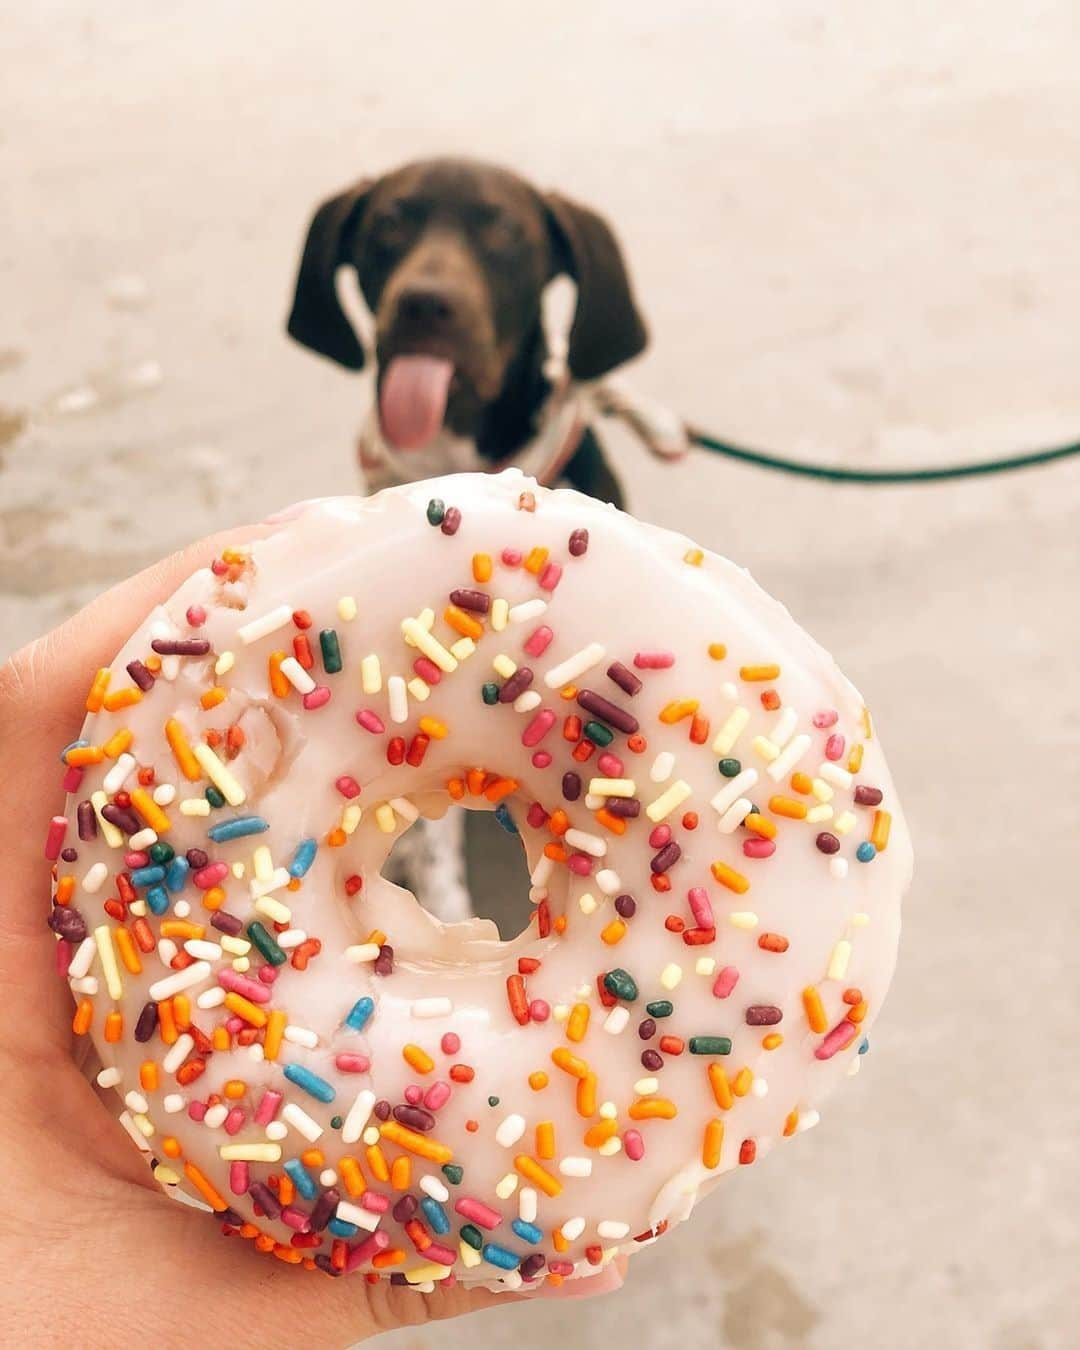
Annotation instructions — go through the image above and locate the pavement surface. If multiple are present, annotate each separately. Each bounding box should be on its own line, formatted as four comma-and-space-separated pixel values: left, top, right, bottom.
3, 4, 1079, 1348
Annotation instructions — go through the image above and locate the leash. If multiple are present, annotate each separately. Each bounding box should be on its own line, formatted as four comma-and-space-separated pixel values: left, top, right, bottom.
685, 424, 1080, 485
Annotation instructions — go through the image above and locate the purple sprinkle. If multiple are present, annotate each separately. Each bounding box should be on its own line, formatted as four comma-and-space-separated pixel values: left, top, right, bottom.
562, 772, 581, 802
126, 660, 156, 691
392, 1194, 418, 1224
614, 894, 637, 919
638, 1018, 657, 1040
373, 1099, 392, 1122
746, 1005, 783, 1026
76, 800, 98, 841
249, 1180, 281, 1220
134, 1001, 158, 1043
641, 1049, 664, 1071
440, 507, 462, 536
374, 944, 394, 976
815, 832, 840, 855
314, 1254, 342, 1277
568, 528, 589, 557
101, 804, 140, 835
48, 906, 87, 943
150, 638, 211, 657
604, 797, 640, 818
606, 662, 643, 696
576, 689, 639, 735
392, 1105, 436, 1132
521, 1253, 547, 1280
186, 848, 210, 870
309, 1187, 340, 1231
449, 589, 491, 613
498, 667, 534, 703
60, 846, 78, 863
854, 785, 884, 806
210, 910, 244, 936
650, 842, 681, 874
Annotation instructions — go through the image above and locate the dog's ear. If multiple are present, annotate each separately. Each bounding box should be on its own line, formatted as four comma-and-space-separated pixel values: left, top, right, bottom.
286, 180, 374, 369
544, 191, 648, 381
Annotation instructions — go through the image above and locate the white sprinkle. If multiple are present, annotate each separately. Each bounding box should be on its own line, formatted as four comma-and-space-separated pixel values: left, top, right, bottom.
752, 736, 779, 763
830, 857, 849, 880
767, 733, 812, 781
544, 642, 605, 689
649, 750, 675, 784
660, 962, 683, 990
561, 1217, 586, 1241
179, 798, 211, 817
162, 1034, 195, 1075
345, 944, 381, 964
153, 783, 177, 807
250, 867, 290, 899
696, 957, 717, 976
797, 1110, 821, 1134
320, 1169, 338, 1187
751, 1078, 769, 1098
559, 1156, 592, 1178
360, 654, 382, 694
342, 1089, 376, 1144
603, 1006, 630, 1035
278, 655, 315, 695
495, 1114, 526, 1147
491, 598, 509, 631
645, 779, 692, 823
237, 604, 293, 645
215, 651, 235, 677
282, 1102, 324, 1141
336, 1199, 380, 1231
833, 810, 856, 835
819, 760, 853, 789
254, 895, 291, 925
531, 855, 554, 888
68, 938, 96, 979
449, 636, 476, 661
388, 675, 408, 724
283, 1025, 318, 1049
389, 796, 419, 824
514, 690, 542, 713
597, 1220, 630, 1240
185, 939, 223, 961
96, 1066, 122, 1088
173, 900, 191, 919
518, 1187, 538, 1223
718, 797, 753, 833
460, 1240, 482, 1268
197, 987, 226, 1010
595, 868, 621, 896
82, 862, 109, 894
128, 830, 158, 854
419, 1174, 450, 1203
578, 892, 598, 915
265, 1120, 288, 1141
163, 1094, 185, 1114
103, 753, 136, 795
812, 778, 835, 803
492, 653, 516, 679
495, 1172, 518, 1199
407, 677, 431, 702
509, 598, 547, 624
412, 997, 453, 1019
806, 804, 833, 824
713, 706, 750, 755
69, 975, 97, 994
710, 768, 759, 818
729, 911, 758, 930
598, 1137, 623, 1157
564, 828, 606, 857
769, 707, 798, 749
634, 1077, 659, 1095
157, 938, 179, 965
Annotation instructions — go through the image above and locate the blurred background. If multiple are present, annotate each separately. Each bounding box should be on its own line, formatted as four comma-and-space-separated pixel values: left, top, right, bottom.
3, 3, 1079, 1347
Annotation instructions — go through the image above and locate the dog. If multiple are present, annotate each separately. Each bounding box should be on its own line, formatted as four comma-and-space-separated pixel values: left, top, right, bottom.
286, 157, 684, 926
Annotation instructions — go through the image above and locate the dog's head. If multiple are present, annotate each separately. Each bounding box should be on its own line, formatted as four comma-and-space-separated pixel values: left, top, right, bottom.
286, 158, 647, 454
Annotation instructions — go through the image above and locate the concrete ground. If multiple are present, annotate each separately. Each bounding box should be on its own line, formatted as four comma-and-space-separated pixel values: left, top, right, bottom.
4, 4, 1080, 1347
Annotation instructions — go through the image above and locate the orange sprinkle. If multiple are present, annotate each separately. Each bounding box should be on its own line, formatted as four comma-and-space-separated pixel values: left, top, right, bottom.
201, 686, 227, 710
627, 733, 647, 753
212, 1026, 232, 1052
740, 664, 780, 682
372, 1248, 406, 1269
689, 713, 710, 744
547, 809, 570, 837
402, 1044, 434, 1074
65, 745, 104, 768
528, 1071, 549, 1091
846, 1000, 869, 1024
103, 687, 142, 711
628, 1098, 678, 1121
113, 927, 142, 975
543, 842, 568, 863
769, 795, 807, 820
551, 1047, 590, 1079
732, 1068, 753, 1097
484, 776, 517, 804
102, 728, 133, 759
536, 1121, 556, 1159
783, 1109, 800, 1137
379, 1120, 453, 1165
524, 546, 549, 574
418, 715, 448, 740
184, 1161, 228, 1212
708, 643, 727, 660
762, 1032, 784, 1050
708, 1063, 734, 1110
157, 999, 178, 1045
659, 698, 698, 724
165, 718, 202, 781
224, 993, 267, 1027
744, 812, 777, 839
365, 1144, 391, 1182
104, 1011, 123, 1043
552, 1227, 570, 1253
758, 932, 790, 953
790, 772, 813, 795
160, 920, 204, 940
264, 1009, 287, 1061
224, 1079, 246, 1100
802, 986, 828, 1033
683, 548, 704, 566
710, 860, 750, 894
566, 1003, 590, 1043
513, 1155, 563, 1197
338, 1156, 365, 1197
365, 929, 387, 947
600, 918, 627, 946
472, 553, 493, 583
144, 654, 162, 674
202, 885, 226, 912
85, 667, 111, 713
131, 918, 155, 952
390, 1154, 412, 1191
139, 1060, 160, 1092
576, 1073, 598, 1118
161, 1135, 181, 1158
447, 777, 465, 801
595, 808, 627, 836
584, 1119, 618, 1148
443, 605, 483, 640
703, 1118, 724, 1169
54, 875, 75, 906
553, 915, 567, 935
268, 650, 290, 698
466, 767, 487, 796
870, 810, 892, 852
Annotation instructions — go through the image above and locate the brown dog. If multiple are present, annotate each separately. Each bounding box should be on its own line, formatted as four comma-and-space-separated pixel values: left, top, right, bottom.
286, 157, 651, 508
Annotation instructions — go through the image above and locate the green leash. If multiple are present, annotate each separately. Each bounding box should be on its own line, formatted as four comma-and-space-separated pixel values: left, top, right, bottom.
686, 424, 1080, 484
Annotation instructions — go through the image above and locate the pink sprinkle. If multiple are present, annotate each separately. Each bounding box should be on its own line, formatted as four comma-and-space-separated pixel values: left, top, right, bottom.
548, 1260, 574, 1276
219, 969, 272, 1003
361, 1190, 390, 1213
825, 734, 845, 761
224, 1107, 246, 1136
624, 1129, 645, 1161
424, 1080, 452, 1111
62, 765, 84, 793
648, 824, 671, 849
229, 1161, 249, 1195
712, 966, 740, 998
501, 548, 523, 567
568, 853, 593, 876
813, 709, 839, 728
815, 1019, 859, 1061
597, 751, 624, 777
455, 1196, 503, 1230
743, 837, 776, 859
257, 964, 279, 985
526, 802, 550, 829
124, 850, 150, 869
633, 651, 675, 669
55, 940, 73, 978
335, 1053, 371, 1073
414, 656, 442, 685
440, 1032, 461, 1055
426, 1242, 457, 1267
255, 1089, 284, 1125
345, 1231, 390, 1272
404, 1085, 423, 1105
225, 1016, 245, 1035
186, 604, 207, 627
335, 775, 362, 799
45, 816, 67, 861
303, 685, 331, 710
522, 708, 556, 747
188, 1101, 208, 1123
524, 625, 554, 657
211, 558, 228, 576
193, 862, 228, 889
539, 561, 563, 591
688, 886, 714, 929
281, 1205, 311, 1232
529, 999, 551, 1022
355, 709, 385, 734
531, 750, 553, 768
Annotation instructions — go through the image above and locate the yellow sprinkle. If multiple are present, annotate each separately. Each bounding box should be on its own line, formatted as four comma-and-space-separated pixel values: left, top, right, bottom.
219, 1143, 282, 1162
337, 595, 357, 622
728, 911, 757, 929
224, 993, 267, 1027
94, 925, 123, 1000
712, 706, 750, 755
407, 678, 431, 702
703, 1118, 724, 1169
404, 1262, 453, 1285
660, 963, 683, 990
848, 743, 865, 773
645, 779, 692, 822
683, 548, 704, 566
588, 778, 636, 798
870, 810, 892, 852
752, 735, 779, 763
252, 846, 274, 882
374, 803, 397, 833
491, 598, 509, 631
600, 919, 627, 946
566, 1004, 590, 1043
732, 1068, 753, 1097
658, 699, 698, 725
740, 664, 780, 681
192, 743, 246, 806
707, 1063, 733, 1110
834, 810, 857, 836
401, 618, 457, 673
419, 716, 448, 740
91, 790, 124, 847
492, 653, 517, 679
827, 940, 852, 982
360, 654, 382, 694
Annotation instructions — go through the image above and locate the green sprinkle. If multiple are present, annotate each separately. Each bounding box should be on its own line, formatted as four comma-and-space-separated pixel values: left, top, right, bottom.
148, 841, 175, 864
718, 758, 741, 777
247, 921, 287, 966
205, 785, 225, 808
481, 682, 499, 705
583, 720, 614, 747
689, 1036, 733, 1056
330, 1115, 343, 1130
460, 1223, 484, 1250
319, 629, 343, 675
442, 1163, 464, 1185
426, 498, 446, 526
603, 969, 639, 1002
645, 1000, 674, 1018
487, 1096, 500, 1108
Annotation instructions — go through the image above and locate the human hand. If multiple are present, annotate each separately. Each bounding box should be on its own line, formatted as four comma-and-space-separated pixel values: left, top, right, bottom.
0, 518, 624, 1349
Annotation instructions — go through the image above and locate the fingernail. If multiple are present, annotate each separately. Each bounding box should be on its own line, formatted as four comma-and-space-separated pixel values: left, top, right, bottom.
538, 1262, 624, 1299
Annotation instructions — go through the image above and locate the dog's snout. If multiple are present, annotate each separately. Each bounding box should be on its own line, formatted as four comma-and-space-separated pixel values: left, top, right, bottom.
396, 285, 455, 325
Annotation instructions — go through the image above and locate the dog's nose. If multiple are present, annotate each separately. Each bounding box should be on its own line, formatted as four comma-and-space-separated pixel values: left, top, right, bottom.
397, 286, 455, 325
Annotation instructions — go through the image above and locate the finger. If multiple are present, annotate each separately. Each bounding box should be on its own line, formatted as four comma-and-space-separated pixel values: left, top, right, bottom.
538, 1254, 627, 1298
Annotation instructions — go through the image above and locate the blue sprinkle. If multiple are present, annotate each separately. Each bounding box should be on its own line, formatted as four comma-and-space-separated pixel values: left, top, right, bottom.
129, 864, 166, 888
493, 803, 518, 835
165, 856, 190, 893
283, 1157, 319, 1200
858, 1037, 870, 1055
283, 1064, 337, 1104
481, 1243, 521, 1271
145, 885, 169, 916
288, 837, 318, 878
60, 739, 89, 763
345, 996, 375, 1031
207, 815, 270, 844
855, 841, 877, 863
511, 1219, 543, 1245
421, 1197, 451, 1235
327, 1217, 359, 1238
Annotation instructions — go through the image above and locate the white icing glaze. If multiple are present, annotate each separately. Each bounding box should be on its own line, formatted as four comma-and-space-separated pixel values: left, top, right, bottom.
52, 470, 912, 1289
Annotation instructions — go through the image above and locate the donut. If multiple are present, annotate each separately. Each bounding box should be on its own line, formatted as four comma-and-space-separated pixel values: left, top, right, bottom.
47, 470, 912, 1291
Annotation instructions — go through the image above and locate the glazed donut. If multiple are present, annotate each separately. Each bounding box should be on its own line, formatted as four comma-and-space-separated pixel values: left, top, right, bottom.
47, 470, 912, 1291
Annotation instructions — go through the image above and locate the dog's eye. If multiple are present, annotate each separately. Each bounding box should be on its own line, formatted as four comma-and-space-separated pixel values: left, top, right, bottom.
480, 214, 524, 257
370, 204, 416, 252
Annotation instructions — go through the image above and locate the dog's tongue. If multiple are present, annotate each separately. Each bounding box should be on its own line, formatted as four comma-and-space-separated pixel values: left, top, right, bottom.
379, 355, 454, 450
